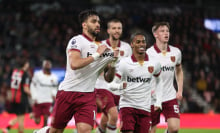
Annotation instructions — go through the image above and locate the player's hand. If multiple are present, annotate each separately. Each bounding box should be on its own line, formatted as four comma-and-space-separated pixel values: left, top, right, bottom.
154, 106, 161, 111
122, 82, 127, 89
113, 48, 119, 58
176, 91, 183, 100
154, 102, 162, 111
97, 45, 109, 55
108, 81, 127, 91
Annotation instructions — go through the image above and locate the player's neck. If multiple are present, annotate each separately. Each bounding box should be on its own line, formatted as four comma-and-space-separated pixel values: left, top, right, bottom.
83, 31, 96, 41
109, 38, 119, 49
43, 70, 51, 75
22, 67, 27, 72
156, 41, 168, 52
134, 52, 145, 62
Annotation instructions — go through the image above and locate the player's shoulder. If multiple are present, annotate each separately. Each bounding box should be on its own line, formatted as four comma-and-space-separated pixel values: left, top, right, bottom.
119, 56, 130, 63
120, 40, 130, 46
51, 73, 58, 80
146, 53, 159, 65
35, 70, 42, 75
169, 45, 182, 57
120, 41, 131, 50
69, 34, 86, 43
146, 45, 155, 53
67, 35, 89, 49
33, 70, 43, 78
146, 45, 157, 56
169, 45, 181, 53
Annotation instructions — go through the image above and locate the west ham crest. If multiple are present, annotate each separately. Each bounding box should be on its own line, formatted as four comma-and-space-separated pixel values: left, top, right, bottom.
170, 56, 175, 62
148, 66, 154, 73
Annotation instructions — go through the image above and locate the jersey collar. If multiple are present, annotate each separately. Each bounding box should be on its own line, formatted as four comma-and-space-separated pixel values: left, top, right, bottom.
131, 53, 149, 62
82, 33, 93, 42
153, 43, 170, 53
106, 39, 121, 48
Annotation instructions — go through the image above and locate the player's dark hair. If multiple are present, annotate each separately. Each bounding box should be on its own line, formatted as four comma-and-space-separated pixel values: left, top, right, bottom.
152, 21, 170, 33
130, 32, 148, 44
78, 9, 99, 24
17, 58, 29, 68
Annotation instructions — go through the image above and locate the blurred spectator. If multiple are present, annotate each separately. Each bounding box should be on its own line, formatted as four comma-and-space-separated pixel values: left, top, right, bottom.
195, 70, 207, 97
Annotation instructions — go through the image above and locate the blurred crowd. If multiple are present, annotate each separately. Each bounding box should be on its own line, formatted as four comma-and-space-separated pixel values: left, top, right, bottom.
0, 0, 219, 113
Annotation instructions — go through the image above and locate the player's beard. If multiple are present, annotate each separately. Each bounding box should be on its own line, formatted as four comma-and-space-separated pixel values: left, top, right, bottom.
44, 68, 51, 73
112, 33, 121, 41
88, 28, 99, 37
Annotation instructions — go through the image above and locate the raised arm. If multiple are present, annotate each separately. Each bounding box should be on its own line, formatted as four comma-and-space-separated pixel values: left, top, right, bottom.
69, 45, 108, 70
104, 48, 119, 82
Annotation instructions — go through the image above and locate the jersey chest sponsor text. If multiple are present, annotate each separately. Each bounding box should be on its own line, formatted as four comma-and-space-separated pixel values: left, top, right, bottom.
87, 52, 114, 58
127, 76, 151, 83
161, 66, 175, 72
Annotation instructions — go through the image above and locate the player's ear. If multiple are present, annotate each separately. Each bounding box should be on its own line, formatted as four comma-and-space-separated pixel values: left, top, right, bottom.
153, 32, 158, 38
107, 29, 110, 34
130, 42, 134, 48
82, 22, 86, 28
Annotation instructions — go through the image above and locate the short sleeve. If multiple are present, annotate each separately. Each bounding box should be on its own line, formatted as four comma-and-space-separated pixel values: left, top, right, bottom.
153, 61, 161, 76
176, 48, 182, 66
116, 59, 126, 79
67, 36, 82, 52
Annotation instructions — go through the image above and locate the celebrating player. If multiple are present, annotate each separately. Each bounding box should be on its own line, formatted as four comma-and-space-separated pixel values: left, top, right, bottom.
95, 19, 132, 133
109, 32, 163, 133
147, 21, 184, 133
35, 9, 118, 133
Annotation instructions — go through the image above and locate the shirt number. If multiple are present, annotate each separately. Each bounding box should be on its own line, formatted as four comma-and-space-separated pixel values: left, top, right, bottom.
174, 105, 180, 113
11, 73, 22, 89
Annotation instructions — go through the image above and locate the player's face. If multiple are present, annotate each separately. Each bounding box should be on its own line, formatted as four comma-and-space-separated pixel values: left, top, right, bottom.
131, 35, 147, 54
154, 25, 170, 43
43, 61, 52, 72
24, 62, 30, 71
85, 15, 100, 37
107, 22, 122, 40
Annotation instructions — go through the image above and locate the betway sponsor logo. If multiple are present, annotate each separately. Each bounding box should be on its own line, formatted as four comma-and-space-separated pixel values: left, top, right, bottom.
127, 76, 151, 83
102, 52, 114, 57
87, 52, 114, 57
161, 66, 175, 72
